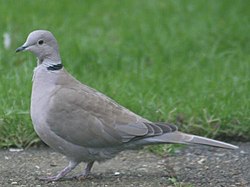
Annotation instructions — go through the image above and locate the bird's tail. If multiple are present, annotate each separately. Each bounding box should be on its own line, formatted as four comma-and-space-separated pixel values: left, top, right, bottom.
146, 132, 238, 149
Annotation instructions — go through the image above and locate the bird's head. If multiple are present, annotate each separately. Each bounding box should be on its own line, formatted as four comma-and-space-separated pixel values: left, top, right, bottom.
16, 30, 61, 64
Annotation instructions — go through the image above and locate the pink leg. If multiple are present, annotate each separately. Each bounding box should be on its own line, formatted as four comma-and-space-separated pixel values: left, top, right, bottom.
75, 161, 95, 180
39, 161, 79, 182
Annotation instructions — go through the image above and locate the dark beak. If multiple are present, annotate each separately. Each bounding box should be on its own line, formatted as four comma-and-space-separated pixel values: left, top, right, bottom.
16, 46, 27, 53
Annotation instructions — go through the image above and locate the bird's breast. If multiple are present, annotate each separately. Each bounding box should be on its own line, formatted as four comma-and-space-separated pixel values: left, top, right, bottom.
30, 68, 59, 137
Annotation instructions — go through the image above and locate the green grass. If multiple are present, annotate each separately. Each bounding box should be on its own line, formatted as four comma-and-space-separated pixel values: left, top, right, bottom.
0, 0, 249, 148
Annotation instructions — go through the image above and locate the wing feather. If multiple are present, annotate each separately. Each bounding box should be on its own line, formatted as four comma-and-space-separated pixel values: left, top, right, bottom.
46, 84, 149, 147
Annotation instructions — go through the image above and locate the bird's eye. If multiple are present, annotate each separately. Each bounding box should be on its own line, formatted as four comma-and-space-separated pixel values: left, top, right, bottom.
38, 40, 44, 45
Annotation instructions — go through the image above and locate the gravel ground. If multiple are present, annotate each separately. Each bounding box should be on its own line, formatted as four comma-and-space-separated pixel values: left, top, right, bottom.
0, 142, 249, 187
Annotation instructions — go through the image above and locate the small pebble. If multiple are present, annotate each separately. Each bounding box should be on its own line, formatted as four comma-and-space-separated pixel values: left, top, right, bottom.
11, 181, 18, 185
9, 148, 23, 152
197, 158, 206, 164
215, 153, 225, 157
240, 150, 246, 154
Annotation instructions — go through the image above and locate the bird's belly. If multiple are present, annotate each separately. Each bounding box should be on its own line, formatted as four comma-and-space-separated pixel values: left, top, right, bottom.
35, 124, 120, 162
31, 102, 120, 162
30, 80, 122, 162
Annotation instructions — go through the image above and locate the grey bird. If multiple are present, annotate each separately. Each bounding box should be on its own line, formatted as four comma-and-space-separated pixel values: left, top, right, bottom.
16, 30, 238, 181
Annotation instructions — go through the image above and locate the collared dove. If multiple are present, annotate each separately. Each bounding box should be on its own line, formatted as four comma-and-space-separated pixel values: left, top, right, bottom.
16, 30, 238, 181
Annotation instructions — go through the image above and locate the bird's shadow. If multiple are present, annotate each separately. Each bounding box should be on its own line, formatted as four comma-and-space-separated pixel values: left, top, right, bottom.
37, 170, 175, 183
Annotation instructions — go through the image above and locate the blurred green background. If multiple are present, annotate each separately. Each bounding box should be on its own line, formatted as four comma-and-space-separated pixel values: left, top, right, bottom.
0, 0, 249, 148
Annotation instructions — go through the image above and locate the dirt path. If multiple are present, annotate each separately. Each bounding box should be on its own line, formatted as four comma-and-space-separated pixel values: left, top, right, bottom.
0, 142, 249, 187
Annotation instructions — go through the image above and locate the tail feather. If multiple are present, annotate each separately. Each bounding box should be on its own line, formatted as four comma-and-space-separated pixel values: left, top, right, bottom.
146, 132, 238, 149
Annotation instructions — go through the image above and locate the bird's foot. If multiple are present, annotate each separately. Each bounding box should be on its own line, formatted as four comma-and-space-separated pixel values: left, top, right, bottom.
74, 161, 95, 181
38, 161, 79, 182
38, 175, 62, 182
73, 173, 93, 181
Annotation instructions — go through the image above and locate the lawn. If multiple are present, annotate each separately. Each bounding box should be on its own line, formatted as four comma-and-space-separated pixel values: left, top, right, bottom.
0, 0, 249, 148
